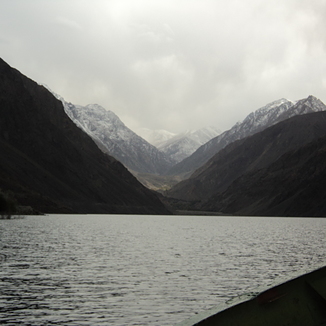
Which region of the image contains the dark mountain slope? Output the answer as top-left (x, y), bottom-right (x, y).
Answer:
top-left (166, 111), bottom-right (326, 203)
top-left (202, 134), bottom-right (326, 216)
top-left (0, 58), bottom-right (170, 214)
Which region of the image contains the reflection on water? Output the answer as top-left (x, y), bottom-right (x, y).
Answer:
top-left (0, 215), bottom-right (325, 325)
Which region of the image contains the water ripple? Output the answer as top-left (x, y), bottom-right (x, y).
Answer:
top-left (0, 215), bottom-right (325, 325)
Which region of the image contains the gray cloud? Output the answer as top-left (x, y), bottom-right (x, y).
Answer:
top-left (1, 0), bottom-right (325, 133)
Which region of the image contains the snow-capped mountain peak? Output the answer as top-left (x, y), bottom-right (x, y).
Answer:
top-left (137, 128), bottom-right (176, 147)
top-left (168, 96), bottom-right (326, 177)
top-left (46, 87), bottom-right (176, 175)
top-left (157, 126), bottom-right (222, 163)
top-left (294, 95), bottom-right (325, 112)
top-left (241, 98), bottom-right (294, 130)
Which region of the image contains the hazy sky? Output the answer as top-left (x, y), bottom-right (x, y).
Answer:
top-left (1, 0), bottom-right (326, 133)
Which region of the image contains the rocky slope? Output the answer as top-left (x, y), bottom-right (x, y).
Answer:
top-left (48, 93), bottom-right (175, 175)
top-left (0, 58), bottom-right (170, 214)
top-left (166, 110), bottom-right (326, 216)
top-left (167, 97), bottom-right (326, 178)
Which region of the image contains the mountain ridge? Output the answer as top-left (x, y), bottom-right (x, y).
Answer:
top-left (157, 127), bottom-right (221, 163)
top-left (166, 96), bottom-right (326, 178)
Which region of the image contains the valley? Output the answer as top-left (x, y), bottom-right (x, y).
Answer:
top-left (1, 57), bottom-right (326, 217)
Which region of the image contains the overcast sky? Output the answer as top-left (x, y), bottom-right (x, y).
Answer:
top-left (1, 0), bottom-right (326, 133)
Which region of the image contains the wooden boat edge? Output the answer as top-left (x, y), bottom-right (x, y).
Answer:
top-left (176, 265), bottom-right (326, 326)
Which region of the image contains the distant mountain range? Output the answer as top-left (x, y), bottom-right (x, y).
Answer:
top-left (167, 96), bottom-right (326, 178)
top-left (48, 89), bottom-right (221, 174)
top-left (156, 127), bottom-right (221, 163)
top-left (0, 58), bottom-right (170, 215)
top-left (137, 128), bottom-right (176, 147)
top-left (139, 127), bottom-right (221, 163)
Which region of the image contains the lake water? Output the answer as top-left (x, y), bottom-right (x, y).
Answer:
top-left (0, 214), bottom-right (325, 325)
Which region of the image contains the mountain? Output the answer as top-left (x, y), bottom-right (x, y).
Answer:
top-left (137, 128), bottom-right (176, 147)
top-left (167, 97), bottom-right (326, 178)
top-left (47, 93), bottom-right (175, 175)
top-left (0, 58), bottom-right (171, 214)
top-left (137, 127), bottom-right (221, 163)
top-left (166, 110), bottom-right (326, 211)
top-left (202, 133), bottom-right (326, 217)
top-left (275, 95), bottom-right (326, 122)
top-left (157, 127), bottom-right (221, 163)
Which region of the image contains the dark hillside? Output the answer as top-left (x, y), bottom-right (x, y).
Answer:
top-left (0, 58), bottom-right (170, 214)
top-left (202, 135), bottom-right (326, 216)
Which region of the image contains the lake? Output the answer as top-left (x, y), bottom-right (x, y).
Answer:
top-left (0, 214), bottom-right (325, 325)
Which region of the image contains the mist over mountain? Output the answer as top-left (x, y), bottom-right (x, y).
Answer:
top-left (167, 97), bottom-right (326, 178)
top-left (137, 128), bottom-right (176, 147)
top-left (0, 58), bottom-right (170, 214)
top-left (137, 127), bottom-right (221, 163)
top-left (157, 127), bottom-right (221, 163)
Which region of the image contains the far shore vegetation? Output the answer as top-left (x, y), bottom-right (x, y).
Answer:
top-left (0, 189), bottom-right (17, 219)
top-left (0, 189), bottom-right (35, 219)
